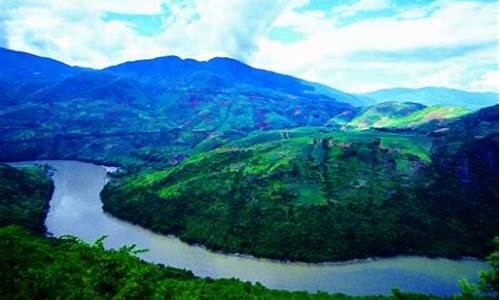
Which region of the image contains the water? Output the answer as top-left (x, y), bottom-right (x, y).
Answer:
top-left (12, 160), bottom-right (489, 296)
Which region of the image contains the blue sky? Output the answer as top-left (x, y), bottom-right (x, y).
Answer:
top-left (0, 0), bottom-right (497, 93)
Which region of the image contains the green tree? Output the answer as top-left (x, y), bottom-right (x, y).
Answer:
top-left (458, 237), bottom-right (498, 298)
top-left (478, 237), bottom-right (499, 294)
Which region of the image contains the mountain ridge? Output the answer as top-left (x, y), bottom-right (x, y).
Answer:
top-left (360, 86), bottom-right (498, 109)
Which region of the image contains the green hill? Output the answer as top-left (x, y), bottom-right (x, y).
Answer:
top-left (0, 47), bottom-right (359, 169)
top-left (347, 102), bottom-right (425, 129)
top-left (102, 105), bottom-right (498, 262)
top-left (3, 225), bottom-right (477, 300)
top-left (0, 164), bottom-right (54, 233)
top-left (100, 127), bottom-right (481, 262)
top-left (1, 163), bottom-right (493, 299)
top-left (348, 102), bottom-right (469, 130)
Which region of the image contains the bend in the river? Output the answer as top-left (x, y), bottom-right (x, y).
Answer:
top-left (12, 160), bottom-right (488, 296)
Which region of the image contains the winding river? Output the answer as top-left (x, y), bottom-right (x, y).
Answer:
top-left (12, 160), bottom-right (489, 296)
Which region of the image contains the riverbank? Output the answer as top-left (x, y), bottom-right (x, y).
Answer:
top-left (7, 225), bottom-right (489, 300)
top-left (19, 160), bottom-right (487, 296)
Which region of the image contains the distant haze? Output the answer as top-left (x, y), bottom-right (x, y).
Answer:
top-left (360, 87), bottom-right (499, 109)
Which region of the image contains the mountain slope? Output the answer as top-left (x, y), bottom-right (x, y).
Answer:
top-left (101, 105), bottom-right (498, 262)
top-left (102, 129), bottom-right (434, 262)
top-left (0, 47), bottom-right (86, 105)
top-left (345, 102), bottom-right (470, 130)
top-left (360, 87), bottom-right (498, 109)
top-left (0, 48), bottom-right (358, 168)
top-left (0, 164), bottom-right (53, 233)
top-left (420, 105), bottom-right (499, 254)
top-left (347, 102), bottom-right (426, 129)
top-left (104, 56), bottom-right (362, 105)
top-left (2, 226), bottom-right (462, 300)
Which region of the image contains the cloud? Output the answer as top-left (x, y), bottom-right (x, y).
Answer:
top-left (0, 0), bottom-right (498, 93)
top-left (154, 0), bottom-right (292, 61)
top-left (332, 0), bottom-right (392, 17)
top-left (1, 0), bottom-right (292, 67)
top-left (249, 0), bottom-right (498, 92)
top-left (469, 70), bottom-right (499, 92)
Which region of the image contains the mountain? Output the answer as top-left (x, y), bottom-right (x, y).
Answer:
top-left (360, 87), bottom-right (498, 109)
top-left (0, 47), bottom-right (84, 82)
top-left (347, 101), bottom-right (425, 129)
top-left (4, 226), bottom-right (470, 300)
top-left (0, 47), bottom-right (87, 105)
top-left (346, 101), bottom-right (470, 130)
top-left (421, 105), bottom-right (499, 253)
top-left (102, 129), bottom-right (435, 262)
top-left (105, 56), bottom-right (360, 103)
top-left (0, 46), bottom-right (498, 267)
top-left (0, 164), bottom-right (53, 233)
top-left (102, 105), bottom-right (498, 262)
top-left (0, 167), bottom-right (445, 300)
top-left (0, 47), bottom-right (362, 167)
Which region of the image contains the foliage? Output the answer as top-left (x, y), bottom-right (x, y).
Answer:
top-left (0, 225), bottom-right (461, 300)
top-left (478, 237), bottom-right (499, 294)
top-left (458, 237), bottom-right (499, 299)
top-left (0, 164), bottom-right (54, 233)
top-left (101, 125), bottom-right (492, 262)
top-left (456, 237), bottom-right (498, 300)
top-left (348, 102), bottom-right (470, 130)
top-left (0, 47), bottom-right (358, 169)
top-left (103, 105), bottom-right (498, 262)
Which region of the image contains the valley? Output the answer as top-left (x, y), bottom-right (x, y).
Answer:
top-left (0, 47), bottom-right (498, 299)
top-left (3, 160), bottom-right (491, 297)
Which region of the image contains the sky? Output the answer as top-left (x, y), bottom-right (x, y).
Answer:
top-left (0, 0), bottom-right (497, 93)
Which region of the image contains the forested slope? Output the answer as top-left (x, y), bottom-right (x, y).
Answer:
top-left (0, 163), bottom-right (54, 233)
top-left (102, 106), bottom-right (499, 262)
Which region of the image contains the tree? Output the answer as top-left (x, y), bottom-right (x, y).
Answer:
top-left (458, 237), bottom-right (498, 299)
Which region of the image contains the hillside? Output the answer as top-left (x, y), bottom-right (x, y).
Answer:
top-left (101, 105), bottom-right (498, 262)
top-left (0, 47), bottom-right (358, 169)
top-left (0, 164), bottom-right (54, 233)
top-left (347, 102), bottom-right (470, 130)
top-left (0, 162), bottom-right (494, 299)
top-left (102, 122), bottom-right (495, 262)
top-left (421, 106), bottom-right (499, 254)
top-left (0, 163), bottom-right (471, 300)
top-left (0, 47), bottom-right (86, 106)
top-left (360, 87), bottom-right (498, 109)
top-left (3, 225), bottom-right (477, 300)
top-left (0, 47), bottom-right (498, 264)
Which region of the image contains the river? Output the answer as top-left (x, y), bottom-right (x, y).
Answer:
top-left (12, 160), bottom-right (489, 296)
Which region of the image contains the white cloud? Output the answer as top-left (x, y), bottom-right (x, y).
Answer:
top-left (249, 0), bottom-right (498, 92)
top-left (469, 71), bottom-right (499, 92)
top-left (1, 0), bottom-right (292, 67)
top-left (154, 0), bottom-right (292, 61)
top-left (4, 3), bottom-right (153, 67)
top-left (332, 0), bottom-right (392, 17)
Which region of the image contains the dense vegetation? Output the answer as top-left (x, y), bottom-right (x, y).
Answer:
top-left (102, 106), bottom-right (498, 262)
top-left (1, 46), bottom-right (498, 264)
top-left (346, 102), bottom-right (470, 130)
top-left (0, 165), bottom-right (495, 299)
top-left (459, 237), bottom-right (499, 298)
top-left (4, 226), bottom-right (496, 300)
top-left (0, 47), bottom-right (358, 169)
top-left (0, 163), bottom-right (54, 233)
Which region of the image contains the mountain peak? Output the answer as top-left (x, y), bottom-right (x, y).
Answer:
top-left (206, 57), bottom-right (251, 71)
top-left (208, 56), bottom-right (244, 64)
